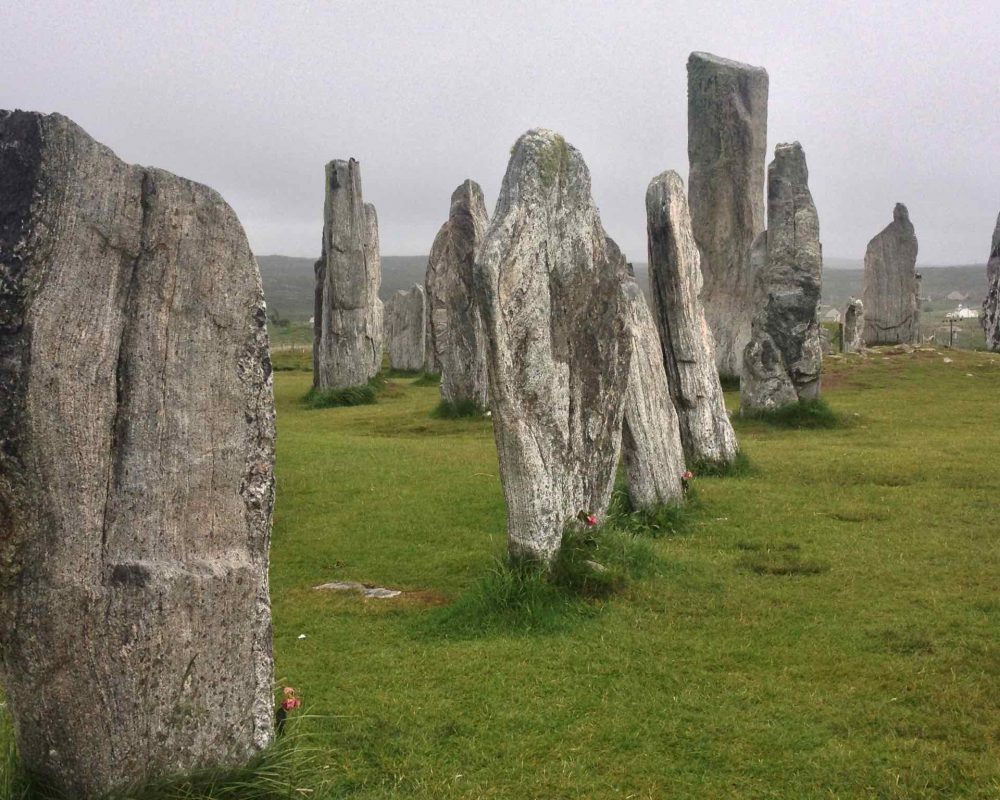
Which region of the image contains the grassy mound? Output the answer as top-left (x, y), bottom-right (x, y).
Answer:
top-left (738, 397), bottom-right (844, 429)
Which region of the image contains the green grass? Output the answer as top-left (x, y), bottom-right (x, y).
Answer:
top-left (737, 397), bottom-right (845, 429)
top-left (4, 348), bottom-right (1000, 798)
top-left (303, 374), bottom-right (391, 409)
top-left (411, 372), bottom-right (440, 387)
top-left (690, 448), bottom-right (754, 478)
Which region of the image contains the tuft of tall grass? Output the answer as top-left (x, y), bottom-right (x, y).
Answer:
top-left (429, 399), bottom-right (486, 419)
top-left (737, 397), bottom-right (845, 430)
top-left (411, 372), bottom-right (441, 387)
top-left (604, 482), bottom-right (699, 538)
top-left (690, 450), bottom-right (753, 478)
top-left (304, 373), bottom-right (388, 409)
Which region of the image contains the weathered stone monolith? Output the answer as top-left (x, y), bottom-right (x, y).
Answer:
top-left (475, 129), bottom-right (631, 562)
top-left (385, 284), bottom-right (426, 371)
top-left (313, 159), bottom-right (384, 390)
top-left (741, 142), bottom-right (822, 413)
top-left (862, 204), bottom-right (920, 345)
top-left (611, 237), bottom-right (686, 509)
top-left (423, 181), bottom-right (490, 407)
top-left (981, 212), bottom-right (1000, 350)
top-left (646, 170), bottom-right (739, 467)
top-left (844, 298), bottom-right (865, 353)
top-left (0, 111), bottom-right (275, 798)
top-left (423, 222), bottom-right (448, 374)
top-left (687, 51), bottom-right (769, 380)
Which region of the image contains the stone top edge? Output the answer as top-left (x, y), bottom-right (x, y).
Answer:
top-left (688, 51), bottom-right (768, 75)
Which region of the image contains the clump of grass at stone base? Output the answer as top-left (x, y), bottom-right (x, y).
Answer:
top-left (430, 398), bottom-right (487, 419)
top-left (303, 374), bottom-right (388, 409)
top-left (690, 449), bottom-right (754, 478)
top-left (411, 372), bottom-right (441, 387)
top-left (0, 710), bottom-right (336, 800)
top-left (604, 481), bottom-right (700, 538)
top-left (737, 397), bottom-right (845, 430)
top-left (423, 524), bottom-right (658, 637)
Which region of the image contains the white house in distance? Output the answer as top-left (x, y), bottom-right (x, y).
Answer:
top-left (946, 305), bottom-right (979, 320)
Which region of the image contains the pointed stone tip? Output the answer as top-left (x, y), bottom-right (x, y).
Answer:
top-left (893, 203), bottom-right (910, 223)
top-left (688, 51), bottom-right (768, 75)
top-left (450, 178), bottom-right (486, 208)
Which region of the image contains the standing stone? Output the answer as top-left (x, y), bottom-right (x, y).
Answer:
top-left (385, 284), bottom-right (426, 371)
top-left (612, 238), bottom-right (686, 509)
top-left (0, 111), bottom-right (275, 797)
top-left (741, 142), bottom-right (823, 413)
top-left (313, 159), bottom-right (384, 390)
top-left (981, 212), bottom-right (1000, 350)
top-left (844, 298), bottom-right (865, 353)
top-left (423, 181), bottom-right (490, 408)
top-left (862, 204), bottom-right (920, 345)
top-left (646, 170), bottom-right (739, 467)
top-left (475, 129), bottom-right (631, 563)
top-left (687, 51), bottom-right (769, 379)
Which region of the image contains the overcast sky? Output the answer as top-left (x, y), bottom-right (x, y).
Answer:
top-left (4, 1), bottom-right (998, 264)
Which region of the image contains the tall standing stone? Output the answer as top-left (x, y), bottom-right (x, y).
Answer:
top-left (862, 204), bottom-right (920, 346)
top-left (687, 51), bottom-right (769, 379)
top-left (612, 238), bottom-right (686, 509)
top-left (313, 159), bottom-right (384, 390)
top-left (423, 181), bottom-right (490, 408)
top-left (741, 142), bottom-right (823, 413)
top-left (981, 212), bottom-right (1000, 350)
top-left (475, 130), bottom-right (631, 563)
top-left (0, 111), bottom-right (275, 797)
top-left (385, 284), bottom-right (426, 371)
top-left (843, 298), bottom-right (865, 353)
top-left (646, 170), bottom-right (739, 467)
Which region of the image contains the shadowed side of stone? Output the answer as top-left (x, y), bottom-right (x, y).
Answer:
top-left (741, 142), bottom-right (823, 413)
top-left (687, 51), bottom-right (769, 380)
top-left (862, 203), bottom-right (920, 346)
top-left (612, 239), bottom-right (686, 508)
top-left (313, 159), bottom-right (384, 390)
top-left (423, 180), bottom-right (490, 408)
top-left (385, 284), bottom-right (426, 371)
top-left (0, 110), bottom-right (275, 798)
top-left (475, 129), bottom-right (631, 562)
top-left (646, 170), bottom-right (738, 467)
top-left (982, 212), bottom-right (1000, 350)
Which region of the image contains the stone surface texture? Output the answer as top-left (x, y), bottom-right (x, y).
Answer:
top-left (614, 239), bottom-right (686, 508)
top-left (645, 170), bottom-right (739, 466)
top-left (313, 159), bottom-right (383, 390)
top-left (0, 111), bottom-right (275, 797)
top-left (474, 129), bottom-right (631, 562)
top-left (385, 284), bottom-right (426, 371)
top-left (687, 51), bottom-right (769, 379)
top-left (862, 204), bottom-right (920, 345)
top-left (741, 142), bottom-right (823, 413)
top-left (982, 212), bottom-right (1000, 350)
top-left (844, 298), bottom-right (865, 353)
top-left (423, 181), bottom-right (490, 407)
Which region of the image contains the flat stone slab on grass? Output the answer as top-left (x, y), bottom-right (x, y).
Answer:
top-left (313, 581), bottom-right (402, 599)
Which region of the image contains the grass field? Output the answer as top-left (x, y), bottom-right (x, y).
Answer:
top-left (262, 346), bottom-right (1000, 799)
top-left (3, 346), bottom-right (998, 799)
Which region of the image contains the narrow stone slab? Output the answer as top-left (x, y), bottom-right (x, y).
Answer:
top-left (862, 204), bottom-right (920, 345)
top-left (475, 129), bottom-right (631, 562)
top-left (0, 111), bottom-right (275, 797)
top-left (982, 212), bottom-right (1000, 350)
top-left (385, 284), bottom-right (426, 371)
top-left (646, 170), bottom-right (739, 467)
top-left (313, 159), bottom-right (384, 390)
top-left (687, 51), bottom-right (769, 379)
top-left (844, 298), bottom-right (865, 353)
top-left (613, 239), bottom-right (686, 508)
top-left (741, 142), bottom-right (823, 413)
top-left (423, 181), bottom-right (490, 407)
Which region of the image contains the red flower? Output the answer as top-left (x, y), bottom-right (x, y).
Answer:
top-left (682, 470), bottom-right (693, 480)
top-left (281, 687), bottom-right (301, 711)
top-left (585, 514), bottom-right (597, 527)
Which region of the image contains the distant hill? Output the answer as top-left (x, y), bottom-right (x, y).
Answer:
top-left (258, 254), bottom-right (988, 324)
top-left (257, 254), bottom-right (427, 321)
